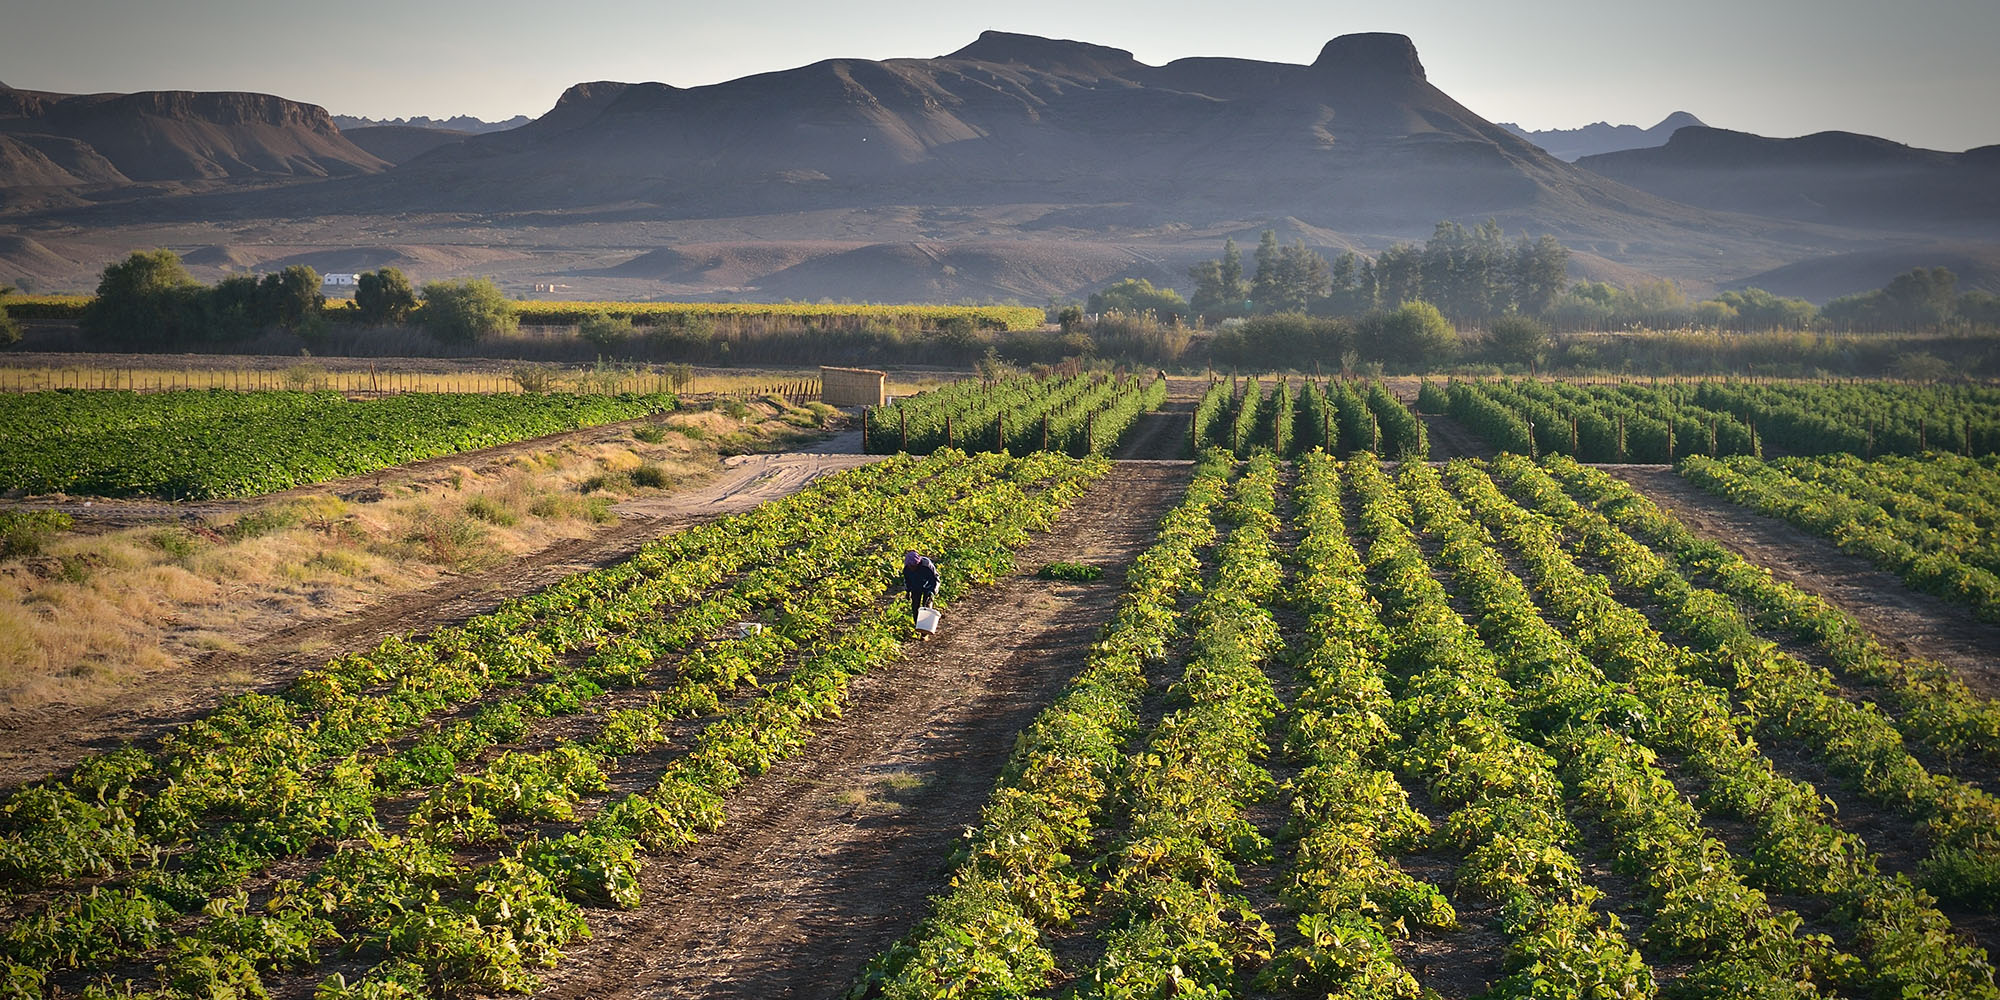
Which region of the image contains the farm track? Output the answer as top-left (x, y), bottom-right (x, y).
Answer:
top-left (1605, 465), bottom-right (2000, 695)
top-left (531, 461), bottom-right (1192, 1000)
top-left (1418, 412), bottom-right (1496, 461)
top-left (0, 435), bottom-right (883, 788)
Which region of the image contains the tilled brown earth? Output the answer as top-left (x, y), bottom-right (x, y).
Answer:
top-left (531, 461), bottom-right (1191, 1000)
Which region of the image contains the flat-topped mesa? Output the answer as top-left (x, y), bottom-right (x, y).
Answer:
top-left (946, 30), bottom-right (1143, 77)
top-left (1310, 32), bottom-right (1427, 83)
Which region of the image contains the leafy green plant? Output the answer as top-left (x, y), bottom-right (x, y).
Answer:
top-left (1034, 561), bottom-right (1102, 581)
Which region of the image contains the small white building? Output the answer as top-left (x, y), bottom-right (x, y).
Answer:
top-left (322, 273), bottom-right (361, 287)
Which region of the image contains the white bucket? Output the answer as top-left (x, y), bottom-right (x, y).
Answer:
top-left (733, 622), bottom-right (764, 638)
top-left (915, 607), bottom-right (941, 633)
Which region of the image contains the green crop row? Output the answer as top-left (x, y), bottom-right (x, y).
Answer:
top-left (1482, 457), bottom-right (1996, 996)
top-left (0, 389), bottom-right (676, 499)
top-left (1547, 454), bottom-right (2000, 763)
top-left (863, 372), bottom-right (1164, 457)
top-left (850, 452), bottom-right (1231, 998)
top-left (2, 452), bottom-right (1105, 996)
top-left (1681, 454), bottom-right (2000, 621)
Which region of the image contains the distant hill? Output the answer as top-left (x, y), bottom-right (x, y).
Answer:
top-left (1499, 112), bottom-right (1705, 161)
top-left (1726, 242), bottom-right (2000, 301)
top-left (3, 32), bottom-right (1992, 304)
top-left (331, 113), bottom-right (529, 134)
top-left (327, 30), bottom-right (1703, 240)
top-left (1578, 126), bottom-right (2000, 234)
top-left (0, 85), bottom-right (386, 189)
top-left (339, 124), bottom-right (471, 164)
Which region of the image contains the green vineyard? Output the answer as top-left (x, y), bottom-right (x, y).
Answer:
top-left (0, 451), bottom-right (1102, 996)
top-left (856, 452), bottom-right (1999, 1000)
top-left (862, 373), bottom-right (1165, 456)
top-left (0, 390), bottom-right (678, 500)
top-left (1435, 378), bottom-right (2000, 461)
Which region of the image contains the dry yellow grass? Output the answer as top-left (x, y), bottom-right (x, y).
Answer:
top-left (0, 400), bottom-right (836, 720)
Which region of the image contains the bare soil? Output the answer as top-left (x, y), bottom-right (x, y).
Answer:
top-left (1603, 465), bottom-right (2000, 695)
top-left (1419, 413), bottom-right (1496, 462)
top-left (529, 462), bottom-right (1191, 1000)
top-left (0, 438), bottom-right (882, 788)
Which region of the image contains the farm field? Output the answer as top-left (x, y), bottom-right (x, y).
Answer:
top-left (1, 371), bottom-right (1997, 999)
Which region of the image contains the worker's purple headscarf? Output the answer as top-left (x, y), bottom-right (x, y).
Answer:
top-left (904, 550), bottom-right (923, 566)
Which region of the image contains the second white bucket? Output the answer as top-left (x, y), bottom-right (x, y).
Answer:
top-left (915, 607), bottom-right (941, 633)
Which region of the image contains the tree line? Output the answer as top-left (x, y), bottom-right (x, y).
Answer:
top-left (1088, 221), bottom-right (1998, 339)
top-left (69, 250), bottom-right (519, 349)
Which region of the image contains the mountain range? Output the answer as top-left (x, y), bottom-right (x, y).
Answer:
top-left (0, 33), bottom-right (1994, 305)
top-left (329, 113), bottom-right (530, 134)
top-left (1499, 112), bottom-right (1706, 161)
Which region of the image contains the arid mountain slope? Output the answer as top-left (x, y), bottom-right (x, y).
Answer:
top-left (1578, 127), bottom-right (2000, 233)
top-left (0, 86), bottom-right (387, 188)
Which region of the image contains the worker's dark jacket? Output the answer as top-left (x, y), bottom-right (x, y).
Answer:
top-left (903, 558), bottom-right (939, 595)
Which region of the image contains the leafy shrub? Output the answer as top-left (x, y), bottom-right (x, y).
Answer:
top-left (1035, 561), bottom-right (1103, 581)
top-left (0, 510), bottom-right (71, 559)
top-left (629, 464), bottom-right (669, 489)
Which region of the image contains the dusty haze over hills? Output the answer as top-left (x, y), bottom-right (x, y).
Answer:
top-left (0, 30), bottom-right (1994, 305)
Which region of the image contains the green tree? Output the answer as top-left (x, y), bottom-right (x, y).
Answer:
top-left (1218, 238), bottom-right (1247, 307)
top-left (0, 285), bottom-right (19, 348)
top-left (1375, 300), bottom-right (1458, 366)
top-left (1188, 238), bottom-right (1251, 318)
top-left (203, 275), bottom-right (266, 341)
top-left (356, 267), bottom-right (418, 325)
top-left (81, 249), bottom-right (204, 347)
top-left (1087, 278), bottom-right (1187, 321)
top-left (420, 278), bottom-right (517, 344)
top-left (1250, 230), bottom-right (1282, 310)
top-left (1510, 234), bottom-right (1570, 316)
top-left (1882, 266), bottom-right (1959, 328)
top-left (258, 265), bottom-right (324, 329)
top-left (578, 312), bottom-right (636, 353)
top-left (1487, 314), bottom-right (1551, 367)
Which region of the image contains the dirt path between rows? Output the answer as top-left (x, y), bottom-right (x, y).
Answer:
top-left (1605, 465), bottom-right (2000, 693)
top-left (531, 461), bottom-right (1192, 1000)
top-left (0, 435), bottom-right (881, 788)
top-left (1419, 413), bottom-right (1496, 461)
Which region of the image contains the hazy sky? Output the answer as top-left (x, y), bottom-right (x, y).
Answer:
top-left (5, 0), bottom-right (1994, 150)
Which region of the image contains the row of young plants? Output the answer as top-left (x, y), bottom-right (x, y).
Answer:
top-left (1467, 457), bottom-right (1997, 996)
top-left (1067, 454), bottom-right (1287, 998)
top-left (1193, 377), bottom-right (1426, 459)
top-left (1538, 454), bottom-right (2000, 762)
top-left (1681, 454), bottom-right (2000, 621)
top-left (848, 452), bottom-right (1236, 997)
top-left (1434, 379), bottom-right (1758, 463)
top-left (0, 389), bottom-right (677, 499)
top-left (1515, 458), bottom-right (2000, 900)
top-left (862, 373), bottom-right (1165, 456)
top-left (1400, 459), bottom-right (1857, 999)
top-left (1264, 452), bottom-right (1451, 998)
top-left (268, 452), bottom-right (1103, 1000)
top-left (1766, 453), bottom-right (2000, 553)
top-left (1344, 456), bottom-right (1660, 999)
top-left (2, 452), bottom-right (1099, 994)
top-left (1682, 381), bottom-right (2000, 458)
top-left (0, 453), bottom-right (964, 893)
top-left (1429, 379), bottom-right (2000, 461)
